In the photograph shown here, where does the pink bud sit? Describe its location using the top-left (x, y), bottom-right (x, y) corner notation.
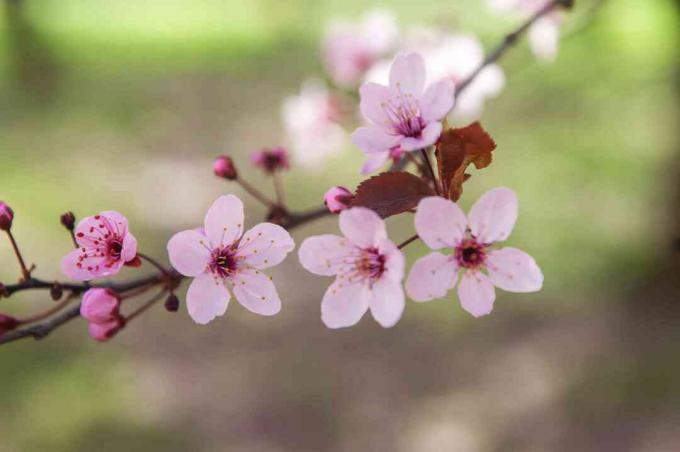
top-left (0, 314), bottom-right (18, 335)
top-left (88, 316), bottom-right (125, 342)
top-left (324, 186), bottom-right (354, 213)
top-left (213, 155), bottom-right (238, 180)
top-left (251, 147), bottom-right (290, 173)
top-left (0, 202), bottom-right (14, 231)
top-left (80, 288), bottom-right (121, 324)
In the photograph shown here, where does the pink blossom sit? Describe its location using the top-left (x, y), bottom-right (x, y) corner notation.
top-left (0, 201), bottom-right (13, 231)
top-left (323, 9), bottom-right (398, 87)
top-left (298, 207), bottom-right (405, 328)
top-left (281, 80), bottom-right (346, 167)
top-left (251, 147), bottom-right (290, 173)
top-left (406, 188), bottom-right (543, 317)
top-left (167, 195), bottom-right (295, 324)
top-left (324, 186), bottom-right (354, 214)
top-left (61, 211), bottom-right (138, 281)
top-left (352, 52), bottom-right (455, 173)
top-left (80, 288), bottom-right (125, 342)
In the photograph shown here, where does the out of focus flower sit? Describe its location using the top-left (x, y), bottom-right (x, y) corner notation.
top-left (61, 211), bottom-right (138, 281)
top-left (323, 9), bottom-right (398, 87)
top-left (324, 186), bottom-right (354, 213)
top-left (167, 195), bottom-right (295, 324)
top-left (0, 314), bottom-right (18, 336)
top-left (352, 52), bottom-right (454, 173)
top-left (80, 288), bottom-right (125, 342)
top-left (281, 80), bottom-right (346, 167)
top-left (488, 0), bottom-right (563, 61)
top-left (406, 188), bottom-right (543, 317)
top-left (213, 155), bottom-right (238, 180)
top-left (298, 207), bottom-right (405, 328)
top-left (0, 201), bottom-right (14, 231)
top-left (251, 147), bottom-right (290, 173)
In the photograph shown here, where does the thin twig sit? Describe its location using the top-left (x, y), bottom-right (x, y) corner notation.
top-left (420, 149), bottom-right (441, 196)
top-left (398, 234), bottom-right (420, 250)
top-left (285, 206), bottom-right (331, 229)
top-left (137, 252), bottom-right (170, 276)
top-left (236, 177), bottom-right (277, 209)
top-left (124, 288), bottom-right (167, 323)
top-left (272, 172), bottom-right (286, 207)
top-left (5, 230), bottom-right (31, 280)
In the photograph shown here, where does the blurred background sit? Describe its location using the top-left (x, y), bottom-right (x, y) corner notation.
top-left (1, 0), bottom-right (679, 450)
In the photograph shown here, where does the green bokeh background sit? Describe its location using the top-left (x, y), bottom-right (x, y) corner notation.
top-left (1, 1), bottom-right (679, 451)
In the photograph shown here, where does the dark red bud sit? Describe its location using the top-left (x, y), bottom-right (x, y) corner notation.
top-left (0, 314), bottom-right (19, 334)
top-left (60, 211), bottom-right (76, 231)
top-left (50, 283), bottom-right (63, 301)
top-left (213, 155), bottom-right (238, 180)
top-left (164, 294), bottom-right (180, 312)
top-left (0, 201), bottom-right (14, 231)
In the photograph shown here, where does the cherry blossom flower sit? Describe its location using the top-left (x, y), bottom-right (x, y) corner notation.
top-left (298, 207), bottom-right (405, 328)
top-left (251, 147), bottom-right (290, 173)
top-left (352, 52), bottom-right (455, 174)
top-left (406, 188), bottom-right (543, 317)
top-left (80, 288), bottom-right (125, 342)
top-left (488, 0), bottom-right (563, 61)
top-left (323, 9), bottom-right (398, 87)
top-left (61, 211), bottom-right (138, 281)
top-left (281, 80), bottom-right (346, 167)
top-left (324, 186), bottom-right (354, 214)
top-left (167, 195), bottom-right (295, 325)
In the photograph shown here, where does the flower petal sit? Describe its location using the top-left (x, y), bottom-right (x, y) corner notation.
top-left (359, 82), bottom-right (393, 125)
top-left (60, 249), bottom-right (118, 282)
top-left (487, 247), bottom-right (543, 293)
top-left (529, 15), bottom-right (560, 62)
top-left (321, 278), bottom-right (370, 329)
top-left (339, 207), bottom-right (387, 248)
top-left (231, 269), bottom-right (282, 316)
top-left (415, 196), bottom-right (467, 250)
top-left (167, 229), bottom-right (212, 277)
top-left (186, 273), bottom-right (231, 325)
top-left (298, 234), bottom-right (354, 276)
top-left (121, 232), bottom-right (138, 263)
top-left (361, 151), bottom-right (390, 174)
top-left (376, 237), bottom-right (405, 283)
top-left (237, 223), bottom-right (294, 269)
top-left (457, 271), bottom-right (495, 318)
top-left (204, 195), bottom-right (244, 249)
top-left (351, 126), bottom-right (399, 154)
top-left (468, 187), bottom-right (518, 244)
top-left (389, 52), bottom-right (426, 96)
top-left (406, 252), bottom-right (458, 302)
top-left (399, 121), bottom-right (442, 151)
top-left (99, 211), bottom-right (129, 235)
top-left (420, 79), bottom-right (455, 122)
top-left (368, 279), bottom-right (405, 328)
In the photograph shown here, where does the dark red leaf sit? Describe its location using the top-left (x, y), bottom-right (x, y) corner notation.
top-left (350, 171), bottom-right (436, 219)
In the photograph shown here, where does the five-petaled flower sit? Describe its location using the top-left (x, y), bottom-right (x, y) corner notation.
top-left (352, 52), bottom-right (455, 174)
top-left (406, 188), bottom-right (543, 317)
top-left (167, 195), bottom-right (295, 324)
top-left (299, 207), bottom-right (405, 328)
top-left (61, 211), bottom-right (138, 281)
top-left (80, 288), bottom-right (125, 342)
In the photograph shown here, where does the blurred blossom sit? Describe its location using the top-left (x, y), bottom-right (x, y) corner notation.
top-left (251, 147), bottom-right (290, 173)
top-left (488, 0), bottom-right (563, 61)
top-left (322, 9), bottom-right (398, 87)
top-left (281, 80), bottom-right (346, 167)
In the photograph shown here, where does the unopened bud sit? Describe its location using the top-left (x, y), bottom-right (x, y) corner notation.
top-left (60, 211), bottom-right (76, 231)
top-left (324, 186), bottom-right (354, 213)
top-left (213, 155), bottom-right (238, 180)
top-left (50, 283), bottom-right (63, 301)
top-left (0, 201), bottom-right (14, 231)
top-left (0, 314), bottom-right (19, 334)
top-left (251, 147), bottom-right (290, 173)
top-left (164, 294), bottom-right (180, 312)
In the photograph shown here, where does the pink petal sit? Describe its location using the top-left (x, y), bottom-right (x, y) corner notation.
top-left (529, 15), bottom-right (560, 61)
top-left (389, 52), bottom-right (426, 96)
top-left (80, 288), bottom-right (120, 323)
top-left (457, 271), bottom-right (495, 317)
top-left (399, 121), bottom-right (442, 151)
top-left (420, 79), bottom-right (455, 122)
top-left (99, 211), bottom-right (129, 235)
top-left (359, 82), bottom-right (393, 125)
top-left (321, 278), bottom-right (370, 329)
top-left (167, 229), bottom-right (212, 277)
top-left (88, 318), bottom-right (123, 342)
top-left (351, 126), bottom-right (399, 154)
top-left (186, 273), bottom-right (230, 325)
top-left (121, 232), bottom-right (138, 263)
top-left (361, 151), bottom-right (390, 174)
top-left (204, 195), bottom-right (244, 249)
top-left (376, 237), bottom-right (405, 283)
top-left (468, 187), bottom-right (518, 244)
top-left (237, 223), bottom-right (294, 269)
top-left (486, 247), bottom-right (543, 293)
top-left (368, 279), bottom-right (405, 328)
top-left (406, 252), bottom-right (458, 302)
top-left (60, 250), bottom-right (116, 282)
top-left (231, 269), bottom-right (282, 316)
top-left (339, 207), bottom-right (387, 248)
top-left (415, 196), bottom-right (467, 250)
top-left (298, 234), bottom-right (353, 276)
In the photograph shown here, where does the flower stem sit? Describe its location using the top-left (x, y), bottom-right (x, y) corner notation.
top-left (236, 177), bottom-right (277, 209)
top-left (420, 149), bottom-right (441, 196)
top-left (5, 230), bottom-right (31, 281)
top-left (125, 289), bottom-right (167, 322)
top-left (136, 252), bottom-right (170, 276)
top-left (16, 293), bottom-right (76, 325)
top-left (272, 172), bottom-right (286, 207)
top-left (398, 234), bottom-right (420, 249)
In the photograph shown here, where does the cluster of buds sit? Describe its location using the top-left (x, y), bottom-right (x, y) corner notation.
top-left (80, 288), bottom-right (125, 342)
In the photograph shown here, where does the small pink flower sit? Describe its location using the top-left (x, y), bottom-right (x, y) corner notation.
top-left (61, 211), bottom-right (138, 281)
top-left (0, 201), bottom-right (13, 231)
top-left (80, 288), bottom-right (125, 342)
top-left (213, 155), bottom-right (238, 180)
top-left (406, 188), bottom-right (543, 317)
top-left (299, 207), bottom-right (405, 328)
top-left (251, 147), bottom-right (290, 173)
top-left (352, 52), bottom-right (455, 172)
top-left (324, 186), bottom-right (354, 214)
top-left (167, 195), bottom-right (295, 324)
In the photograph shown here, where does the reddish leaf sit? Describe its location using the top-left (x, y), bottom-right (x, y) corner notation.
top-left (350, 171), bottom-right (436, 219)
top-left (435, 122), bottom-right (496, 201)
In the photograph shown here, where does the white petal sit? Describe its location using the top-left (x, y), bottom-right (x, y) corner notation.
top-left (339, 207), bottom-right (387, 248)
top-left (231, 269), bottom-right (282, 316)
top-left (487, 247), bottom-right (543, 292)
top-left (468, 187), bottom-right (518, 244)
top-left (186, 273), bottom-right (231, 325)
top-left (389, 52), bottom-right (426, 96)
top-left (204, 195), bottom-right (244, 249)
top-left (237, 223), bottom-right (294, 269)
top-left (167, 230), bottom-right (211, 277)
top-left (321, 279), bottom-right (370, 329)
top-left (415, 196), bottom-right (467, 249)
top-left (369, 279), bottom-right (405, 328)
top-left (298, 235), bottom-right (354, 276)
top-left (406, 252), bottom-right (458, 302)
top-left (457, 271), bottom-right (495, 318)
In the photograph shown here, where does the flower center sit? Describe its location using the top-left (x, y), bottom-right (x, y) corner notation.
top-left (455, 238), bottom-right (487, 269)
top-left (382, 90), bottom-right (425, 138)
top-left (211, 247), bottom-right (238, 277)
top-left (108, 240), bottom-right (123, 259)
top-left (355, 247), bottom-right (386, 281)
